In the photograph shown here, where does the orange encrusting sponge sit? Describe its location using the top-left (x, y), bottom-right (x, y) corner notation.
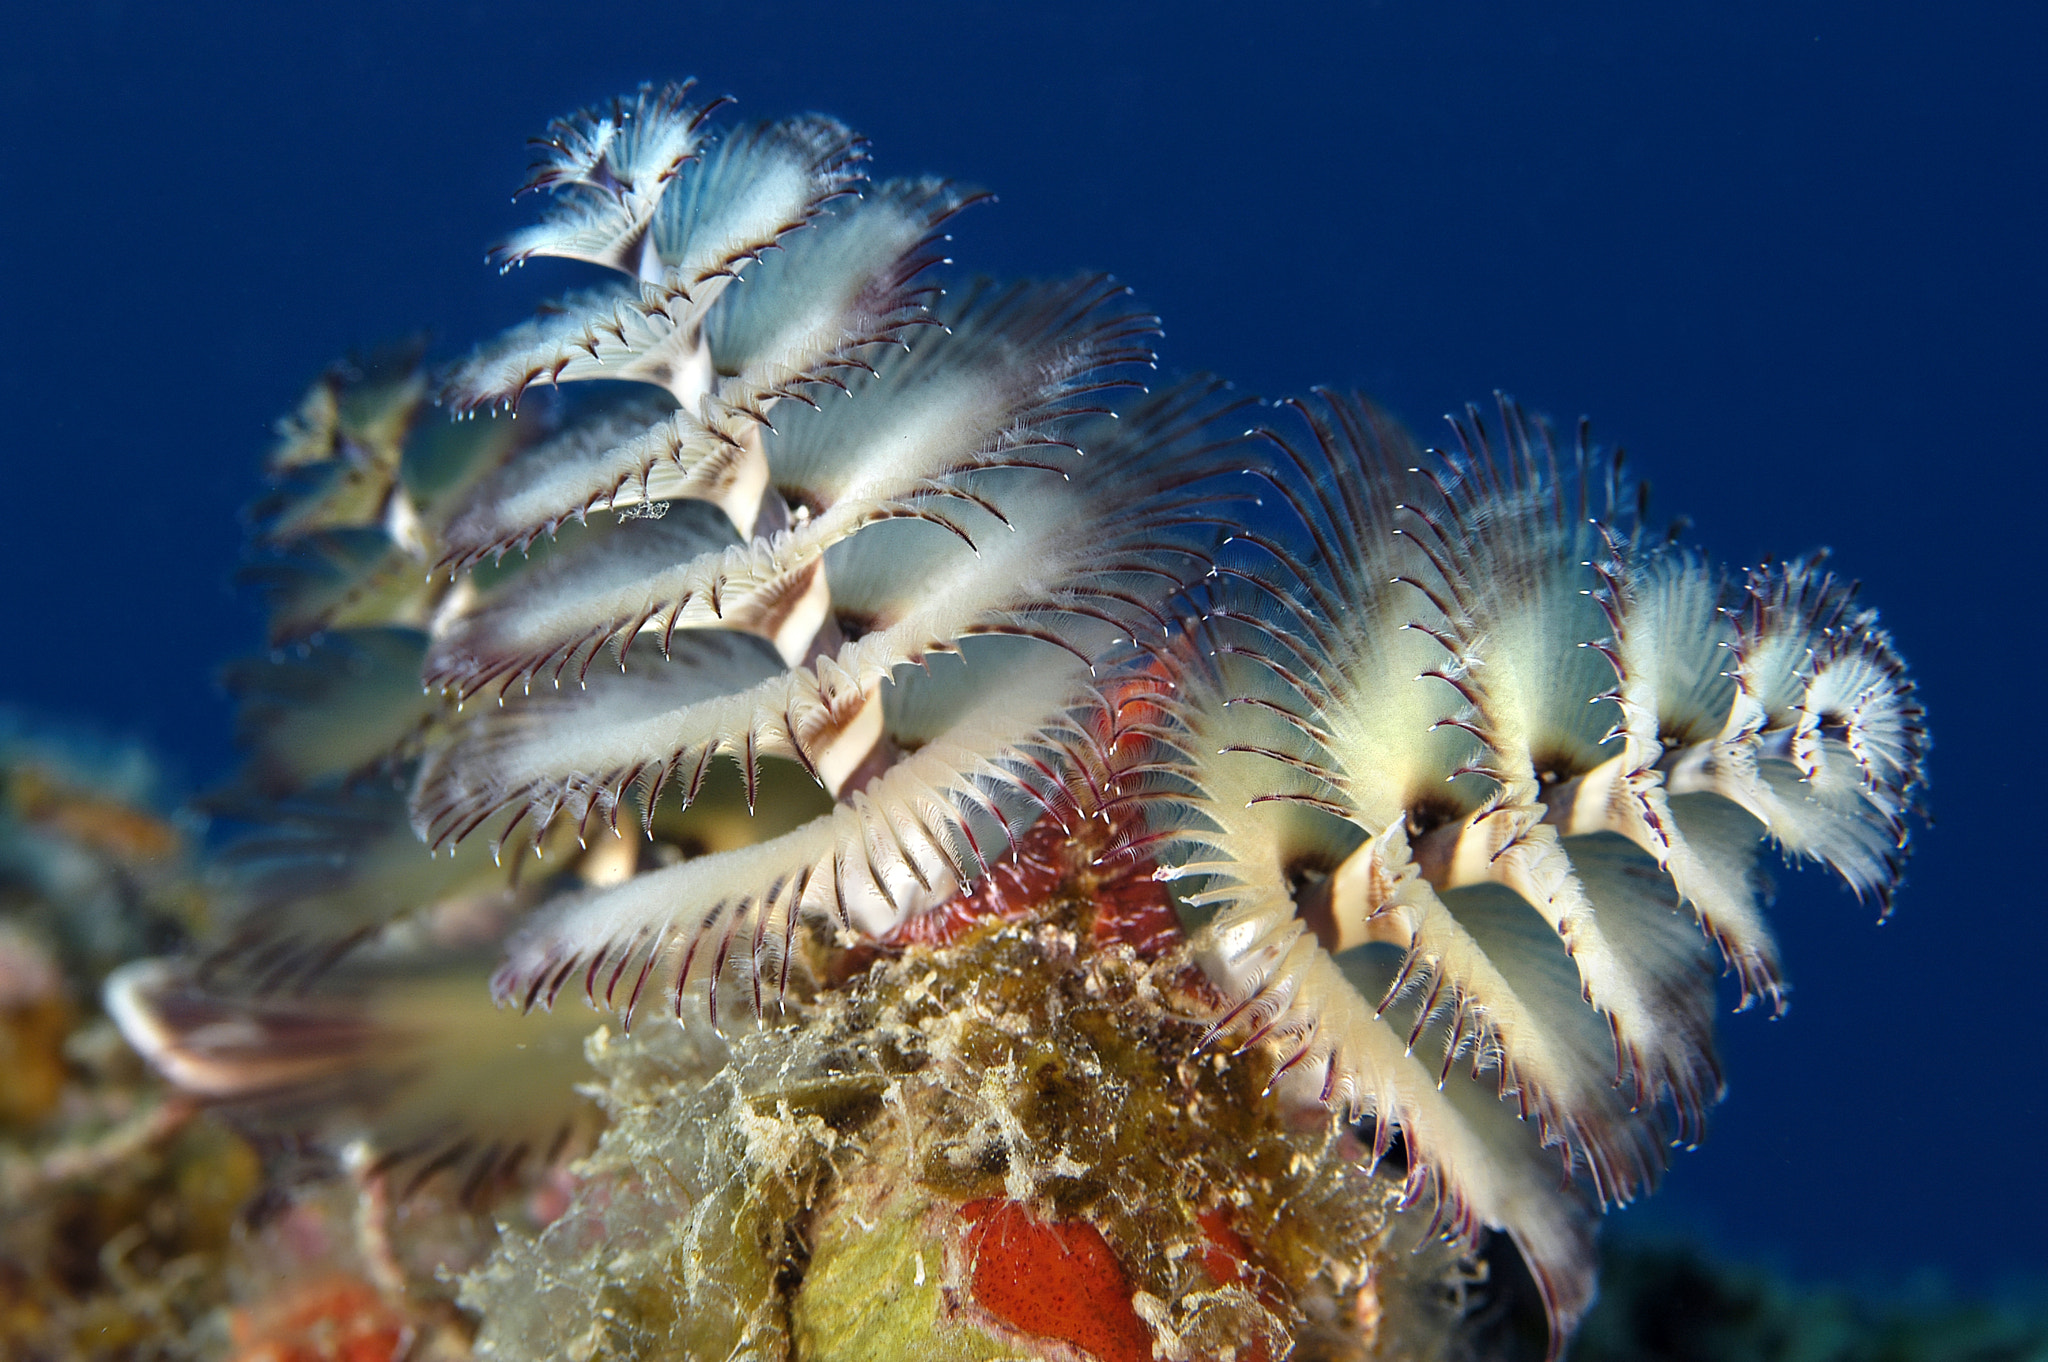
top-left (961, 1198), bottom-right (1154, 1362)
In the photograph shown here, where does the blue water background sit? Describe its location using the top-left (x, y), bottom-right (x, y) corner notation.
top-left (3, 0), bottom-right (2041, 1302)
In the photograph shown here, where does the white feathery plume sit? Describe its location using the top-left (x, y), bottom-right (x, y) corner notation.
top-left (105, 952), bottom-right (603, 1205)
top-left (411, 380), bottom-right (1247, 862)
top-left (1135, 391), bottom-right (1925, 1348)
top-left (488, 643), bottom-right (1096, 1028)
top-left (490, 81), bottom-right (727, 279)
top-left (435, 178), bottom-right (981, 558)
top-left (421, 277), bottom-right (1158, 694)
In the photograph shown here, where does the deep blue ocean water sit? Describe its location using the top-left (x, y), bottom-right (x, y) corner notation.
top-left (3, 0), bottom-right (2041, 1303)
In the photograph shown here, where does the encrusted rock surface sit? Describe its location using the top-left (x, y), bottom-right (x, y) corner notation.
top-left (464, 904), bottom-right (1473, 1361)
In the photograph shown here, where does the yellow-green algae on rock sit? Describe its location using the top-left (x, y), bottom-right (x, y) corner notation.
top-left (462, 897), bottom-right (1475, 1361)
